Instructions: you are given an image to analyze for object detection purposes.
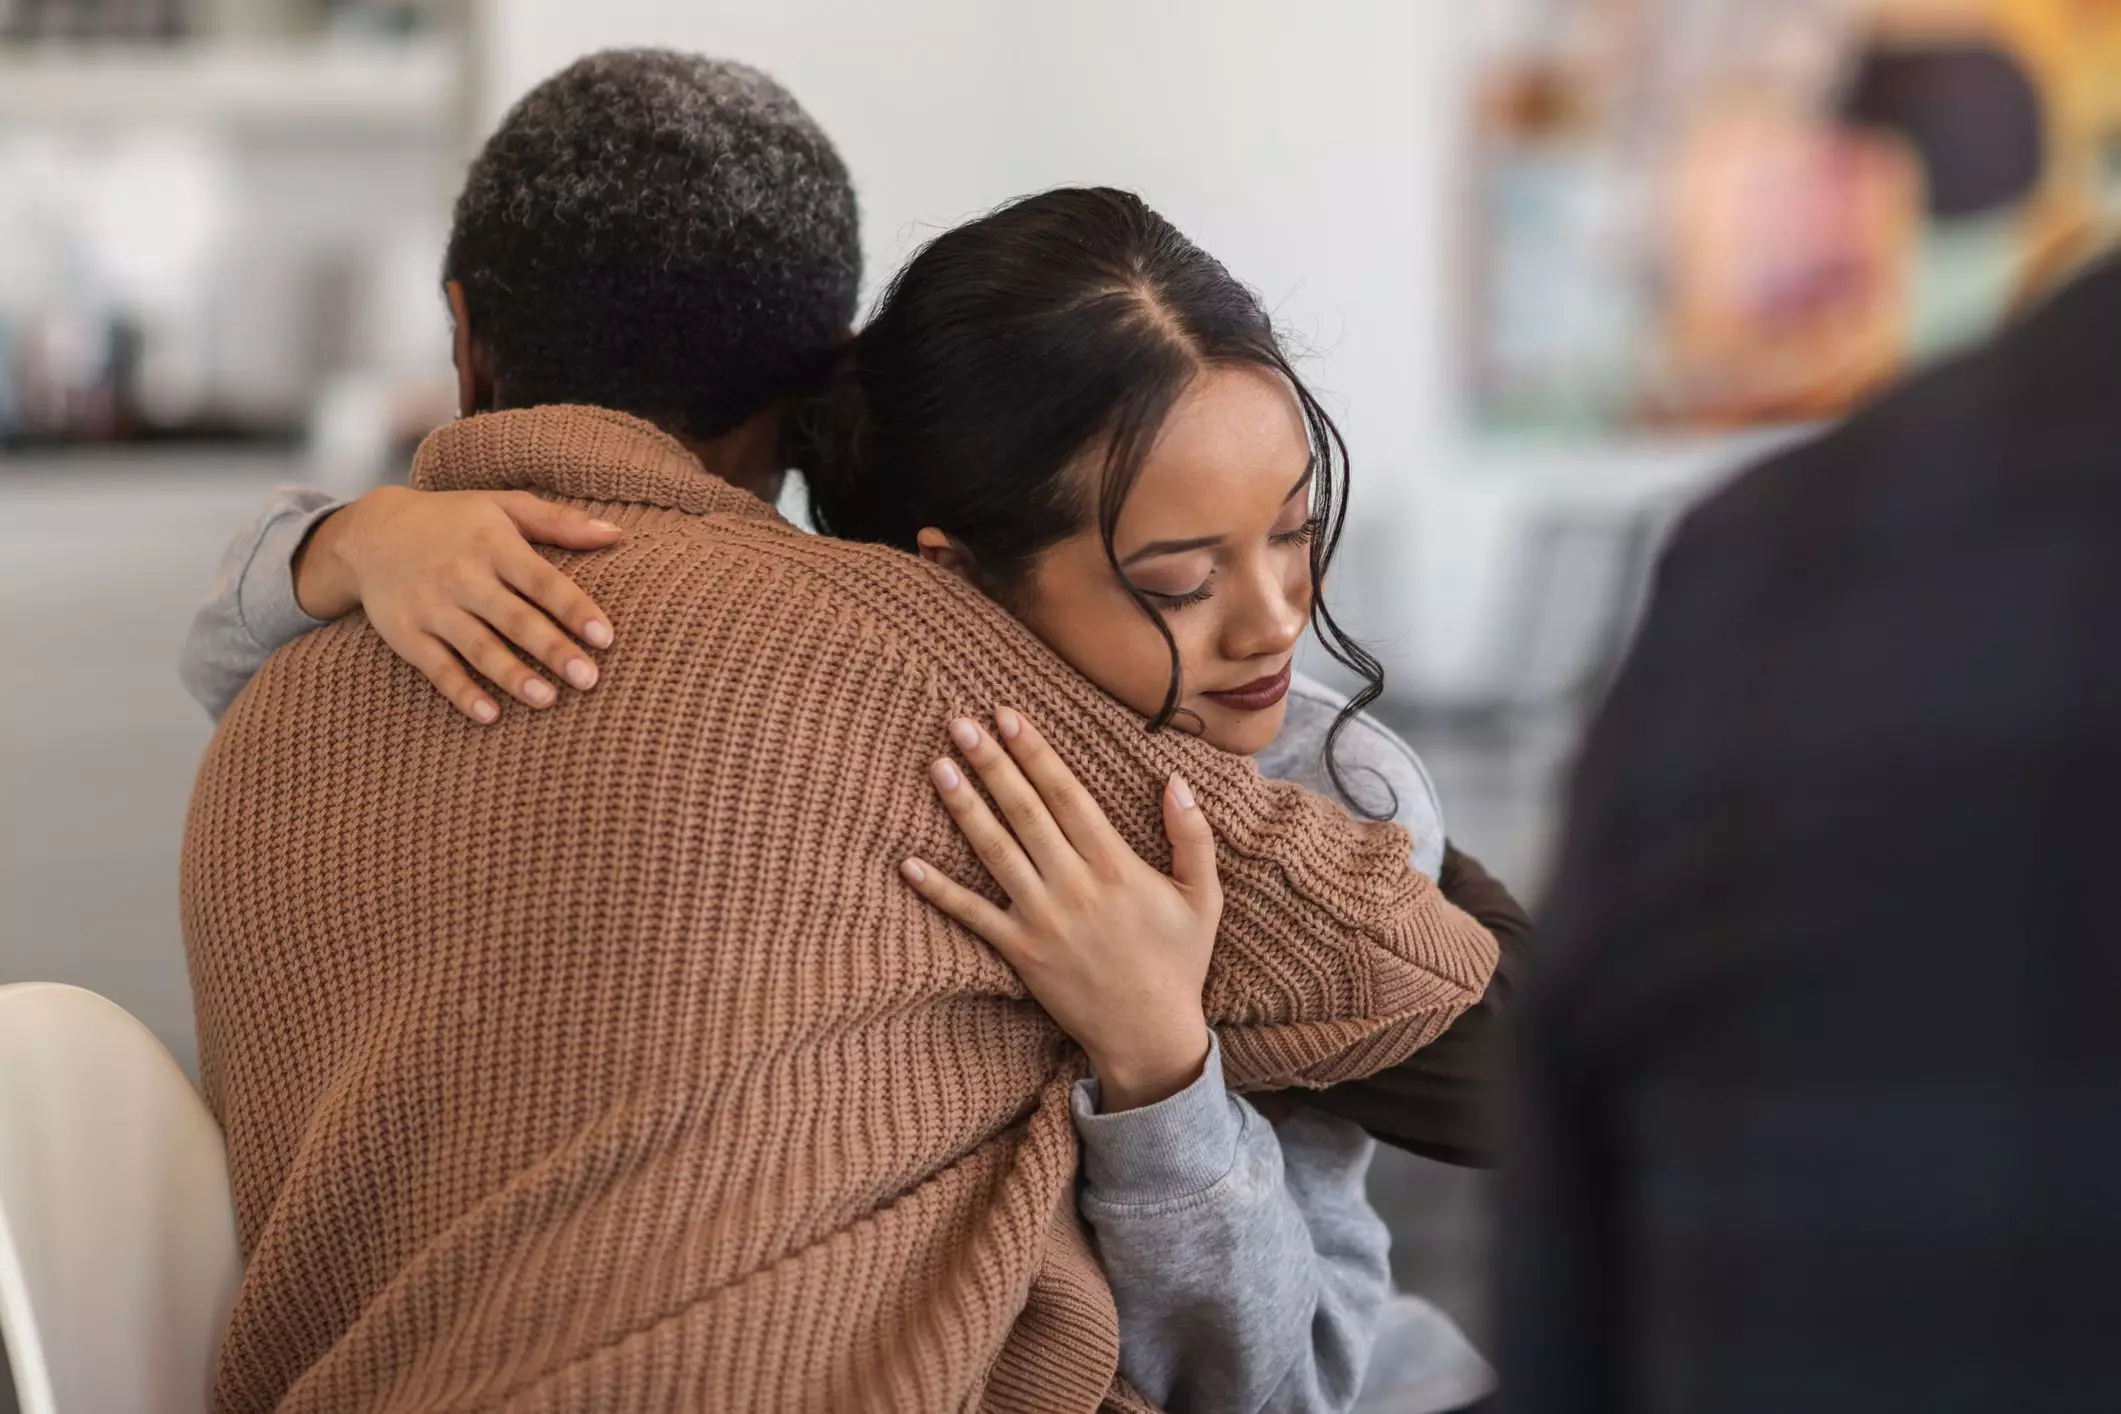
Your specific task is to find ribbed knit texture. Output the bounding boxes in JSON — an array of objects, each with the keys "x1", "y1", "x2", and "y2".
[{"x1": 180, "y1": 406, "x2": 1498, "y2": 1414}]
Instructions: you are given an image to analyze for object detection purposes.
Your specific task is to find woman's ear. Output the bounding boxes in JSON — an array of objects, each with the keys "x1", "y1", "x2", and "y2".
[
  {"x1": 445, "y1": 280, "x2": 495, "y2": 418},
  {"x1": 916, "y1": 528, "x2": 980, "y2": 586}
]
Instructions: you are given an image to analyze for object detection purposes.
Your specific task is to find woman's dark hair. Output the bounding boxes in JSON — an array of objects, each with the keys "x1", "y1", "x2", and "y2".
[{"x1": 795, "y1": 186, "x2": 1387, "y2": 813}]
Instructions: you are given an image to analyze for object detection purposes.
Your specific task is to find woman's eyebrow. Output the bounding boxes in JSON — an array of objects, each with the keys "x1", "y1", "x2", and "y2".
[
  {"x1": 1284, "y1": 462, "x2": 1317, "y2": 504},
  {"x1": 1121, "y1": 534, "x2": 1223, "y2": 567}
]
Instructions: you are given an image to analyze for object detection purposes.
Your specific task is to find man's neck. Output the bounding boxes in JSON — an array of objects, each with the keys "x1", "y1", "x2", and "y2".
[
  {"x1": 670, "y1": 408, "x2": 788, "y2": 505},
  {"x1": 486, "y1": 397, "x2": 787, "y2": 505}
]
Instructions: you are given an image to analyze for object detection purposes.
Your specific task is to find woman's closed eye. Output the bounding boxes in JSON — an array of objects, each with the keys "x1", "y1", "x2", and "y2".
[
  {"x1": 1132, "y1": 517, "x2": 1317, "y2": 610},
  {"x1": 1128, "y1": 551, "x2": 1217, "y2": 609},
  {"x1": 1138, "y1": 578, "x2": 1215, "y2": 610},
  {"x1": 1272, "y1": 515, "x2": 1321, "y2": 548}
]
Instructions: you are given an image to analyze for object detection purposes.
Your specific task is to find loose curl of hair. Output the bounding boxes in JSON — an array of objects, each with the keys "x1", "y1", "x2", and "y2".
[{"x1": 795, "y1": 186, "x2": 1388, "y2": 815}]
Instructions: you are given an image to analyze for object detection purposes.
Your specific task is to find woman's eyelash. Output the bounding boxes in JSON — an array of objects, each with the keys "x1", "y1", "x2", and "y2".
[
  {"x1": 1142, "y1": 582, "x2": 1216, "y2": 610},
  {"x1": 1273, "y1": 516, "x2": 1321, "y2": 546}
]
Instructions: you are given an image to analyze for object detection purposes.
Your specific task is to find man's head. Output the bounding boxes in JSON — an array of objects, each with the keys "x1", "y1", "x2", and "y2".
[{"x1": 442, "y1": 50, "x2": 860, "y2": 497}]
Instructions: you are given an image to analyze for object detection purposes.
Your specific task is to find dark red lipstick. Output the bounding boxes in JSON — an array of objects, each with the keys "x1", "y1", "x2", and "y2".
[{"x1": 1202, "y1": 661, "x2": 1292, "y2": 713}]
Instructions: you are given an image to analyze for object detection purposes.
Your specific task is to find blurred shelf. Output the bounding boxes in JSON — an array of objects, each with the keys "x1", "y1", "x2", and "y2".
[{"x1": 0, "y1": 38, "x2": 459, "y2": 131}]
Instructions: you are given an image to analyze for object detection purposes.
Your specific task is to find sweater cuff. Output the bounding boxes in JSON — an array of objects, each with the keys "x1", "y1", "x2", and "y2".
[
  {"x1": 236, "y1": 491, "x2": 341, "y2": 651},
  {"x1": 1071, "y1": 1032, "x2": 1245, "y2": 1204}
]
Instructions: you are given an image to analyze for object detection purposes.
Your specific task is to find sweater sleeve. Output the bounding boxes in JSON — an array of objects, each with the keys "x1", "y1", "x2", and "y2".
[
  {"x1": 876, "y1": 569, "x2": 1502, "y2": 1094},
  {"x1": 1072, "y1": 1034, "x2": 1389, "y2": 1414},
  {"x1": 179, "y1": 486, "x2": 342, "y2": 720},
  {"x1": 1307, "y1": 843, "x2": 1533, "y2": 1166}
]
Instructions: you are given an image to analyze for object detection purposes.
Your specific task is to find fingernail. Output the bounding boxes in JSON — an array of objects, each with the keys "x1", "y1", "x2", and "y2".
[
  {"x1": 471, "y1": 698, "x2": 498, "y2": 724},
  {"x1": 589, "y1": 520, "x2": 622, "y2": 534},
  {"x1": 949, "y1": 718, "x2": 981, "y2": 751},
  {"x1": 1170, "y1": 773, "x2": 1196, "y2": 810},
  {"x1": 564, "y1": 658, "x2": 598, "y2": 690},
  {"x1": 583, "y1": 619, "x2": 613, "y2": 648},
  {"x1": 901, "y1": 859, "x2": 927, "y2": 885},
  {"x1": 931, "y1": 758, "x2": 961, "y2": 791},
  {"x1": 523, "y1": 678, "x2": 557, "y2": 707},
  {"x1": 995, "y1": 707, "x2": 1022, "y2": 740}
]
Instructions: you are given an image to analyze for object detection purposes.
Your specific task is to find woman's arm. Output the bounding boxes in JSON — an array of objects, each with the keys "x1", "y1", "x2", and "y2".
[
  {"x1": 178, "y1": 484, "x2": 626, "y2": 723},
  {"x1": 903, "y1": 714, "x2": 1404, "y2": 1410},
  {"x1": 180, "y1": 486, "x2": 344, "y2": 720},
  {"x1": 1074, "y1": 1034, "x2": 1391, "y2": 1414},
  {"x1": 1308, "y1": 844, "x2": 1531, "y2": 1167},
  {"x1": 1253, "y1": 686, "x2": 1530, "y2": 1166}
]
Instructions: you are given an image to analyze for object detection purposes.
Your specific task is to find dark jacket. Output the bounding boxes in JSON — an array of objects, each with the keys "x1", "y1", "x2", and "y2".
[{"x1": 1500, "y1": 253, "x2": 2121, "y2": 1413}]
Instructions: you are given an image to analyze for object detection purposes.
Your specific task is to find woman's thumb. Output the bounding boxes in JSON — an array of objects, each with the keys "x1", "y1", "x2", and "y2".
[
  {"x1": 502, "y1": 493, "x2": 625, "y2": 550},
  {"x1": 1163, "y1": 774, "x2": 1219, "y2": 897}
]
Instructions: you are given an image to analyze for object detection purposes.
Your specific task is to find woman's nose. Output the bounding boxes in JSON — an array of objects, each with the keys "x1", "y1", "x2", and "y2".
[{"x1": 1224, "y1": 557, "x2": 1308, "y2": 660}]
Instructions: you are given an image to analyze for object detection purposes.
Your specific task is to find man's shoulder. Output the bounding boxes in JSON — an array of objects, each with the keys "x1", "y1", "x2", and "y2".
[{"x1": 581, "y1": 511, "x2": 1016, "y2": 677}]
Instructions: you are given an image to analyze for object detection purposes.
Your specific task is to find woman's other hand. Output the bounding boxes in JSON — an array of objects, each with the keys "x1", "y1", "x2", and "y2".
[
  {"x1": 292, "y1": 486, "x2": 624, "y2": 723},
  {"x1": 900, "y1": 706, "x2": 1220, "y2": 1111}
]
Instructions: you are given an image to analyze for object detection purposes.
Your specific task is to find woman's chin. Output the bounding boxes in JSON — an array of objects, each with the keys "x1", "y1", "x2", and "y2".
[{"x1": 1195, "y1": 698, "x2": 1289, "y2": 757}]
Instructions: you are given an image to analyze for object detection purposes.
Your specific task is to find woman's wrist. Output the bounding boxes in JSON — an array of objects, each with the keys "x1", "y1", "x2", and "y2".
[
  {"x1": 291, "y1": 501, "x2": 364, "y2": 620},
  {"x1": 1088, "y1": 1015, "x2": 1212, "y2": 1113}
]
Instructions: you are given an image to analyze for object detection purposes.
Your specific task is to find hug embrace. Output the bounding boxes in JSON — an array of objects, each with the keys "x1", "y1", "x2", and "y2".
[{"x1": 179, "y1": 51, "x2": 1522, "y2": 1414}]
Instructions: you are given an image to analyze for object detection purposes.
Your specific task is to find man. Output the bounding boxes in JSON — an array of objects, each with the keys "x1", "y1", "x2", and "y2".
[
  {"x1": 181, "y1": 50, "x2": 1505, "y2": 1412},
  {"x1": 1501, "y1": 251, "x2": 2121, "y2": 1412}
]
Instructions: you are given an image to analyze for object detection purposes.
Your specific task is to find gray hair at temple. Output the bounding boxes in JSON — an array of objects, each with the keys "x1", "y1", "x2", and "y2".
[{"x1": 442, "y1": 49, "x2": 862, "y2": 440}]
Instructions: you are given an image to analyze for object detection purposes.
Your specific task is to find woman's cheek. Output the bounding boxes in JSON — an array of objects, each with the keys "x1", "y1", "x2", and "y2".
[
  {"x1": 1283, "y1": 544, "x2": 1317, "y2": 614},
  {"x1": 1053, "y1": 608, "x2": 1187, "y2": 723},
  {"x1": 1114, "y1": 615, "x2": 1196, "y2": 719}
]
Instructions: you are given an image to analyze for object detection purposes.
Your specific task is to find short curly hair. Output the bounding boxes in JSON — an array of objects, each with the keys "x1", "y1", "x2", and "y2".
[{"x1": 444, "y1": 50, "x2": 861, "y2": 440}]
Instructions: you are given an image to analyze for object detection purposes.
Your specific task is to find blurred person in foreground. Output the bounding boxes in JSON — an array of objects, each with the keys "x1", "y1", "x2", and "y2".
[{"x1": 1501, "y1": 248, "x2": 2121, "y2": 1412}]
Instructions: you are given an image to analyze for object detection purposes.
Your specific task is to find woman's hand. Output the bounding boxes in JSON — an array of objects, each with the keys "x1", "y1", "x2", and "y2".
[
  {"x1": 293, "y1": 486, "x2": 623, "y2": 723},
  {"x1": 900, "y1": 706, "x2": 1221, "y2": 1111}
]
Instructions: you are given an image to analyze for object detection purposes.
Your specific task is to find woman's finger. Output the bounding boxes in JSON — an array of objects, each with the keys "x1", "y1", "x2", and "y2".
[
  {"x1": 899, "y1": 857, "x2": 1024, "y2": 956},
  {"x1": 498, "y1": 491, "x2": 626, "y2": 553},
  {"x1": 437, "y1": 609, "x2": 560, "y2": 709},
  {"x1": 470, "y1": 572, "x2": 600, "y2": 691},
  {"x1": 992, "y1": 707, "x2": 1129, "y2": 861},
  {"x1": 496, "y1": 541, "x2": 615, "y2": 651},
  {"x1": 394, "y1": 631, "x2": 501, "y2": 724},
  {"x1": 929, "y1": 755, "x2": 1045, "y2": 903},
  {"x1": 947, "y1": 717, "x2": 1078, "y2": 878},
  {"x1": 1162, "y1": 773, "x2": 1221, "y2": 910}
]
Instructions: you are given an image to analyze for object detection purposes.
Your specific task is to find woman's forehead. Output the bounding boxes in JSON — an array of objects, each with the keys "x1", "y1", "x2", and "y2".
[{"x1": 1130, "y1": 366, "x2": 1310, "y2": 520}]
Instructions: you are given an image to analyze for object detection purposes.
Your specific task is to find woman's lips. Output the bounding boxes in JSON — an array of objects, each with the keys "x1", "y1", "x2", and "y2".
[{"x1": 1202, "y1": 661, "x2": 1292, "y2": 713}]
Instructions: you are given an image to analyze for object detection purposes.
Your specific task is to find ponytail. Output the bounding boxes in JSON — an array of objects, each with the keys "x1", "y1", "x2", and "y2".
[{"x1": 789, "y1": 340, "x2": 906, "y2": 546}]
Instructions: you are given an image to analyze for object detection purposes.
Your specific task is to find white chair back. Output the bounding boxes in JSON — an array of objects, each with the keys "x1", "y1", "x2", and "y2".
[{"x1": 0, "y1": 983, "x2": 241, "y2": 1414}]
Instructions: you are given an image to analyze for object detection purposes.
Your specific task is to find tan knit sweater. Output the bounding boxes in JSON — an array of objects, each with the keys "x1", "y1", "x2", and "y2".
[{"x1": 180, "y1": 406, "x2": 1497, "y2": 1414}]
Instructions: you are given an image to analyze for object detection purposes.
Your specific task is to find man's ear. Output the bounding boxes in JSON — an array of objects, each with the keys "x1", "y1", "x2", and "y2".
[
  {"x1": 915, "y1": 528, "x2": 980, "y2": 586},
  {"x1": 445, "y1": 280, "x2": 495, "y2": 418}
]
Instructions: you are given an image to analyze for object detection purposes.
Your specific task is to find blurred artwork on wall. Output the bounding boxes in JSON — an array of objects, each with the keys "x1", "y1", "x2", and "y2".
[{"x1": 1468, "y1": 0, "x2": 2121, "y2": 433}]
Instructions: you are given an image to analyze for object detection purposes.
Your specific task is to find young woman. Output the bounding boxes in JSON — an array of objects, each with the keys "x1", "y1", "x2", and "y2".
[{"x1": 182, "y1": 188, "x2": 1501, "y2": 1414}]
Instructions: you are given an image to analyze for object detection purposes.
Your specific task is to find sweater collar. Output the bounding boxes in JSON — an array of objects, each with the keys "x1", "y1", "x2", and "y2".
[{"x1": 410, "y1": 405, "x2": 780, "y2": 522}]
